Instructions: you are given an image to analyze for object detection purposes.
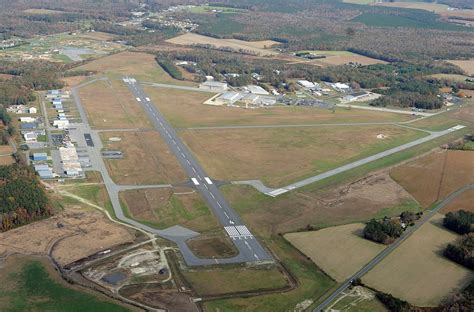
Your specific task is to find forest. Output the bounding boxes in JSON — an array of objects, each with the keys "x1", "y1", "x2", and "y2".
[{"x1": 0, "y1": 164, "x2": 52, "y2": 232}]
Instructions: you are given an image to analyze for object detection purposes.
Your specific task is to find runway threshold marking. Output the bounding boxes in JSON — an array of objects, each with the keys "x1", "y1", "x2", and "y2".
[
  {"x1": 191, "y1": 178, "x2": 200, "y2": 186},
  {"x1": 204, "y1": 177, "x2": 213, "y2": 184},
  {"x1": 136, "y1": 97, "x2": 141, "y2": 102}
]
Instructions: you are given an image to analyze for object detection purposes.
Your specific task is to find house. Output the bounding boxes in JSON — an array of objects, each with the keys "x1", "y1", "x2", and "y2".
[
  {"x1": 32, "y1": 152, "x2": 48, "y2": 161},
  {"x1": 37, "y1": 169, "x2": 54, "y2": 179},
  {"x1": 19, "y1": 117, "x2": 36, "y2": 123},
  {"x1": 217, "y1": 91, "x2": 242, "y2": 105},
  {"x1": 298, "y1": 80, "x2": 317, "y2": 89},
  {"x1": 53, "y1": 119, "x2": 69, "y2": 129},
  {"x1": 199, "y1": 80, "x2": 228, "y2": 92},
  {"x1": 52, "y1": 99, "x2": 62, "y2": 106},
  {"x1": 20, "y1": 122, "x2": 38, "y2": 130},
  {"x1": 246, "y1": 85, "x2": 269, "y2": 95},
  {"x1": 23, "y1": 132, "x2": 38, "y2": 142},
  {"x1": 331, "y1": 82, "x2": 351, "y2": 92},
  {"x1": 28, "y1": 107, "x2": 37, "y2": 114},
  {"x1": 242, "y1": 93, "x2": 260, "y2": 105}
]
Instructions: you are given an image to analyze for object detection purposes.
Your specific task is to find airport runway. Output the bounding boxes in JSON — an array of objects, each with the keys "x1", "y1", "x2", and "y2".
[{"x1": 123, "y1": 77, "x2": 273, "y2": 264}]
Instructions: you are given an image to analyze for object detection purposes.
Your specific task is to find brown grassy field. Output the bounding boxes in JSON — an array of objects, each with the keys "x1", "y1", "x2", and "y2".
[
  {"x1": 408, "y1": 106, "x2": 474, "y2": 131},
  {"x1": 100, "y1": 131, "x2": 186, "y2": 185},
  {"x1": 78, "y1": 79, "x2": 152, "y2": 129},
  {"x1": 166, "y1": 33, "x2": 279, "y2": 56},
  {"x1": 391, "y1": 150, "x2": 474, "y2": 208},
  {"x1": 285, "y1": 223, "x2": 385, "y2": 282},
  {"x1": 181, "y1": 266, "x2": 289, "y2": 296},
  {"x1": 181, "y1": 125, "x2": 425, "y2": 187},
  {"x1": 23, "y1": 8, "x2": 64, "y2": 14},
  {"x1": 0, "y1": 203, "x2": 135, "y2": 266},
  {"x1": 144, "y1": 87, "x2": 413, "y2": 128},
  {"x1": 223, "y1": 172, "x2": 418, "y2": 238},
  {"x1": 447, "y1": 59, "x2": 474, "y2": 76},
  {"x1": 75, "y1": 51, "x2": 196, "y2": 85},
  {"x1": 0, "y1": 155, "x2": 15, "y2": 165},
  {"x1": 187, "y1": 234, "x2": 238, "y2": 258},
  {"x1": 363, "y1": 213, "x2": 474, "y2": 307},
  {"x1": 120, "y1": 187, "x2": 221, "y2": 233},
  {"x1": 440, "y1": 188, "x2": 474, "y2": 214}
]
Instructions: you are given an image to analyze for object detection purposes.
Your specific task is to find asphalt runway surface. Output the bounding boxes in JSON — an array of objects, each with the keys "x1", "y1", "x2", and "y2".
[{"x1": 123, "y1": 77, "x2": 273, "y2": 264}]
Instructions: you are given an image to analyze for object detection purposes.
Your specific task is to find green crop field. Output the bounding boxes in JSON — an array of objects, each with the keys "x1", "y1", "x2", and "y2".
[
  {"x1": 0, "y1": 257, "x2": 130, "y2": 311},
  {"x1": 352, "y1": 12, "x2": 474, "y2": 31}
]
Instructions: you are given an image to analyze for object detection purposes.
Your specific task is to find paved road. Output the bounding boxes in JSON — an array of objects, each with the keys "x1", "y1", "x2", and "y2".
[
  {"x1": 141, "y1": 81, "x2": 216, "y2": 93},
  {"x1": 265, "y1": 124, "x2": 465, "y2": 197},
  {"x1": 336, "y1": 103, "x2": 436, "y2": 116},
  {"x1": 123, "y1": 77, "x2": 273, "y2": 264},
  {"x1": 314, "y1": 182, "x2": 474, "y2": 312}
]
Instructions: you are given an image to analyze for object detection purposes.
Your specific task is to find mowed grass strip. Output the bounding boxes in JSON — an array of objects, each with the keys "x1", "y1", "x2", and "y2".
[
  {"x1": 78, "y1": 79, "x2": 152, "y2": 129},
  {"x1": 182, "y1": 266, "x2": 289, "y2": 296},
  {"x1": 0, "y1": 256, "x2": 132, "y2": 311},
  {"x1": 180, "y1": 125, "x2": 426, "y2": 187},
  {"x1": 75, "y1": 51, "x2": 196, "y2": 85},
  {"x1": 391, "y1": 150, "x2": 474, "y2": 208},
  {"x1": 120, "y1": 187, "x2": 221, "y2": 233},
  {"x1": 101, "y1": 131, "x2": 186, "y2": 185},
  {"x1": 144, "y1": 86, "x2": 413, "y2": 128},
  {"x1": 285, "y1": 223, "x2": 385, "y2": 282},
  {"x1": 363, "y1": 214, "x2": 474, "y2": 307}
]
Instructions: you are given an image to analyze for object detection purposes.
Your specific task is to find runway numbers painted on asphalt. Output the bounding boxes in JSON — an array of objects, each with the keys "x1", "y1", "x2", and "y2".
[
  {"x1": 224, "y1": 226, "x2": 253, "y2": 239},
  {"x1": 204, "y1": 177, "x2": 213, "y2": 184},
  {"x1": 191, "y1": 178, "x2": 200, "y2": 186}
]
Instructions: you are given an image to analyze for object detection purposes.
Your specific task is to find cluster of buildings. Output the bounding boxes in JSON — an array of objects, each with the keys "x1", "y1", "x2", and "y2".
[
  {"x1": 203, "y1": 83, "x2": 277, "y2": 107},
  {"x1": 47, "y1": 90, "x2": 70, "y2": 129},
  {"x1": 59, "y1": 146, "x2": 83, "y2": 177}
]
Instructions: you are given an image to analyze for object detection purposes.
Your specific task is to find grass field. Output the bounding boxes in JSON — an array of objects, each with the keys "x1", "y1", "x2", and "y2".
[
  {"x1": 408, "y1": 106, "x2": 474, "y2": 131},
  {"x1": 363, "y1": 213, "x2": 474, "y2": 306},
  {"x1": 352, "y1": 12, "x2": 473, "y2": 32},
  {"x1": 1, "y1": 32, "x2": 125, "y2": 63},
  {"x1": 144, "y1": 86, "x2": 413, "y2": 128},
  {"x1": 182, "y1": 265, "x2": 288, "y2": 296},
  {"x1": 203, "y1": 236, "x2": 335, "y2": 312},
  {"x1": 180, "y1": 125, "x2": 425, "y2": 187},
  {"x1": 120, "y1": 187, "x2": 221, "y2": 233},
  {"x1": 374, "y1": 2, "x2": 474, "y2": 20},
  {"x1": 391, "y1": 150, "x2": 474, "y2": 208},
  {"x1": 78, "y1": 79, "x2": 152, "y2": 129},
  {"x1": 100, "y1": 131, "x2": 186, "y2": 185},
  {"x1": 298, "y1": 50, "x2": 386, "y2": 66},
  {"x1": 440, "y1": 188, "x2": 474, "y2": 214},
  {"x1": 447, "y1": 59, "x2": 474, "y2": 76},
  {"x1": 0, "y1": 255, "x2": 133, "y2": 311},
  {"x1": 75, "y1": 51, "x2": 196, "y2": 85},
  {"x1": 285, "y1": 223, "x2": 385, "y2": 282},
  {"x1": 166, "y1": 33, "x2": 279, "y2": 56},
  {"x1": 187, "y1": 5, "x2": 248, "y2": 15}
]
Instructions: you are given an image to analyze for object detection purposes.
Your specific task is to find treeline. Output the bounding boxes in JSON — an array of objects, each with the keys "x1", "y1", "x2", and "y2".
[
  {"x1": 442, "y1": 210, "x2": 473, "y2": 270},
  {"x1": 0, "y1": 164, "x2": 52, "y2": 232},
  {"x1": 363, "y1": 218, "x2": 403, "y2": 244},
  {"x1": 444, "y1": 210, "x2": 473, "y2": 234},
  {"x1": 0, "y1": 59, "x2": 64, "y2": 106},
  {"x1": 444, "y1": 234, "x2": 474, "y2": 269},
  {"x1": 155, "y1": 57, "x2": 183, "y2": 80},
  {"x1": 159, "y1": 48, "x2": 460, "y2": 109},
  {"x1": 347, "y1": 48, "x2": 401, "y2": 63}
]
